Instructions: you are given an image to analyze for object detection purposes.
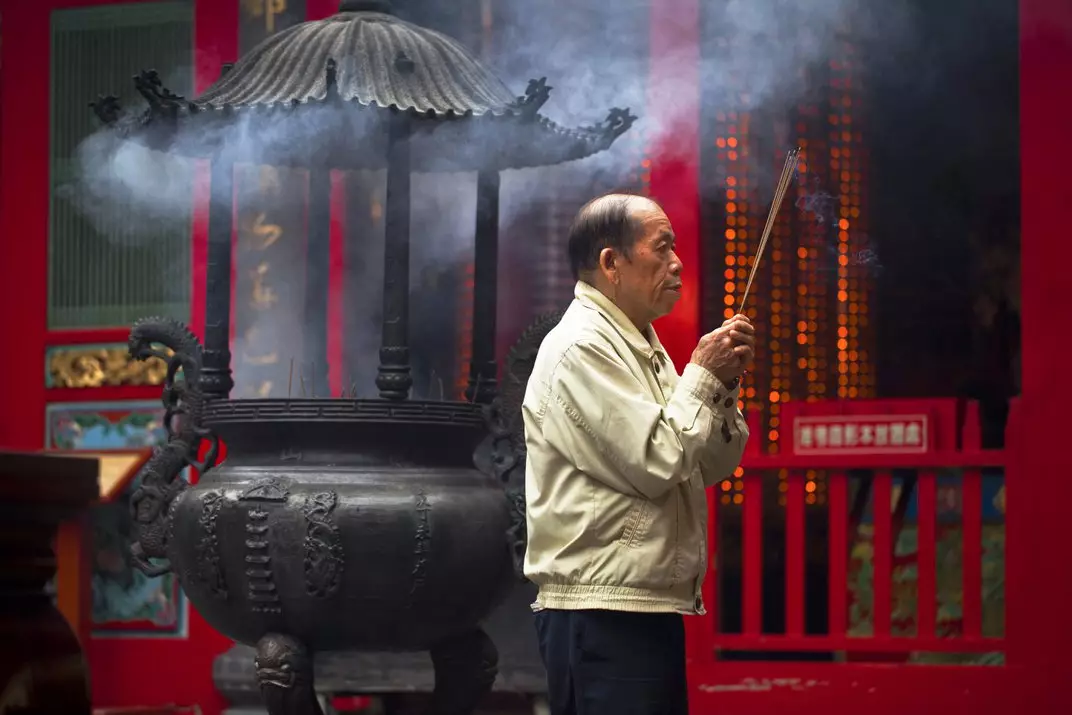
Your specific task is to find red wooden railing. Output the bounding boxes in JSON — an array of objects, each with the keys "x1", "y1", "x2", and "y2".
[{"x1": 695, "y1": 402, "x2": 1007, "y2": 661}]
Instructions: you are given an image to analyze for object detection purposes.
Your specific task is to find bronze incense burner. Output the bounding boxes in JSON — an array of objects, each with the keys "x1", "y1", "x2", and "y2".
[{"x1": 94, "y1": 2, "x2": 632, "y2": 713}]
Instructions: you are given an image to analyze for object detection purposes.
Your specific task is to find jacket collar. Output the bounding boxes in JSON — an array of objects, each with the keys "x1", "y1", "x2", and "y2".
[{"x1": 574, "y1": 280, "x2": 669, "y2": 361}]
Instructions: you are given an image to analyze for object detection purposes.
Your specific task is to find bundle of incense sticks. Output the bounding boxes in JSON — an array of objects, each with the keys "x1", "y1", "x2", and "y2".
[{"x1": 738, "y1": 147, "x2": 801, "y2": 312}]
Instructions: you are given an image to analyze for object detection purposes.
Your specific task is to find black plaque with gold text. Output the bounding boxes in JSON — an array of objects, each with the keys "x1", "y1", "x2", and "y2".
[
  {"x1": 233, "y1": 0, "x2": 311, "y2": 398},
  {"x1": 239, "y1": 0, "x2": 306, "y2": 53}
]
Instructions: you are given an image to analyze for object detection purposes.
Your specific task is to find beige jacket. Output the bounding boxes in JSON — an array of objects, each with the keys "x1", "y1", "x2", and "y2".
[{"x1": 522, "y1": 281, "x2": 749, "y2": 614}]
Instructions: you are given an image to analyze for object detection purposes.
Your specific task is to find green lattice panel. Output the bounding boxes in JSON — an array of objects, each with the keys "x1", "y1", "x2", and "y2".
[{"x1": 49, "y1": 2, "x2": 194, "y2": 329}]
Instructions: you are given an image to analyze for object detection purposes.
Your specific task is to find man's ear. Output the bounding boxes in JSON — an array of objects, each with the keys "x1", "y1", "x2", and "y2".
[{"x1": 598, "y1": 247, "x2": 617, "y2": 282}]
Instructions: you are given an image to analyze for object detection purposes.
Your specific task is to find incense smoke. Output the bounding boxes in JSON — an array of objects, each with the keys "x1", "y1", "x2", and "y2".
[
  {"x1": 63, "y1": 0, "x2": 909, "y2": 395},
  {"x1": 792, "y1": 172, "x2": 882, "y2": 274}
]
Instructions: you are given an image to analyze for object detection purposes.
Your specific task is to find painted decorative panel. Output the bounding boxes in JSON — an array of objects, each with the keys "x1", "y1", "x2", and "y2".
[
  {"x1": 45, "y1": 401, "x2": 187, "y2": 638},
  {"x1": 847, "y1": 524, "x2": 1005, "y2": 635},
  {"x1": 847, "y1": 515, "x2": 1005, "y2": 667},
  {"x1": 842, "y1": 472, "x2": 1005, "y2": 665},
  {"x1": 45, "y1": 401, "x2": 166, "y2": 450},
  {"x1": 91, "y1": 472, "x2": 188, "y2": 638}
]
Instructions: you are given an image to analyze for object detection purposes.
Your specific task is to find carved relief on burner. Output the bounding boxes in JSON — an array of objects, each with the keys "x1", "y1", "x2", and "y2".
[
  {"x1": 246, "y1": 508, "x2": 282, "y2": 615},
  {"x1": 240, "y1": 476, "x2": 292, "y2": 502},
  {"x1": 196, "y1": 490, "x2": 228, "y2": 598},
  {"x1": 301, "y1": 491, "x2": 344, "y2": 598},
  {"x1": 409, "y1": 489, "x2": 432, "y2": 602}
]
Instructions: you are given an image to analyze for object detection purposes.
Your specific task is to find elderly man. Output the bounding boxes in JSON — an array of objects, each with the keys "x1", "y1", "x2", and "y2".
[{"x1": 523, "y1": 194, "x2": 754, "y2": 714}]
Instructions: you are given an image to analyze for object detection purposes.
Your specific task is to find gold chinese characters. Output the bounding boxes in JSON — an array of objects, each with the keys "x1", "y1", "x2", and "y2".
[{"x1": 236, "y1": 166, "x2": 286, "y2": 398}]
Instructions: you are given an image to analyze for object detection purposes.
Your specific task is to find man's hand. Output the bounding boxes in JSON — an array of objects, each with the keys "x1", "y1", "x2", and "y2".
[{"x1": 690, "y1": 314, "x2": 755, "y2": 385}]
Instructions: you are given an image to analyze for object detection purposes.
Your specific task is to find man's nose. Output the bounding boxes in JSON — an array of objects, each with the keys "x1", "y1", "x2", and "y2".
[{"x1": 669, "y1": 251, "x2": 683, "y2": 274}]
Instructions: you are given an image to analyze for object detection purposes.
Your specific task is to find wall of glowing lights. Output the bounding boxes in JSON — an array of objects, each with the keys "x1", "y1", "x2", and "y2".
[{"x1": 700, "y1": 21, "x2": 876, "y2": 507}]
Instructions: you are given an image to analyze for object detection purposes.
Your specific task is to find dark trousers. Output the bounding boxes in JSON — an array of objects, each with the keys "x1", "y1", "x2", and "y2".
[{"x1": 534, "y1": 609, "x2": 688, "y2": 715}]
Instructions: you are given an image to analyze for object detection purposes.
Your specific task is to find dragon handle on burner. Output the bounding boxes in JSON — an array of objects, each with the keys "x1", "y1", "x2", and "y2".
[
  {"x1": 475, "y1": 309, "x2": 566, "y2": 577},
  {"x1": 126, "y1": 317, "x2": 219, "y2": 577}
]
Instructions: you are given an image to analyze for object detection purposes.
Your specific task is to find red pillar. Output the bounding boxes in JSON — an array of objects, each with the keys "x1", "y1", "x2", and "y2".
[
  {"x1": 308, "y1": 0, "x2": 347, "y2": 397},
  {"x1": 648, "y1": 0, "x2": 712, "y2": 673},
  {"x1": 1014, "y1": 0, "x2": 1072, "y2": 707},
  {"x1": 0, "y1": 0, "x2": 51, "y2": 449},
  {"x1": 648, "y1": 0, "x2": 702, "y2": 371},
  {"x1": 307, "y1": 0, "x2": 339, "y2": 21}
]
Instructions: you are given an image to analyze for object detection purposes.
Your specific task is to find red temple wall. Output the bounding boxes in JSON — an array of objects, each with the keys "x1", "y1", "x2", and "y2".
[
  {"x1": 0, "y1": 0, "x2": 1069, "y2": 711},
  {"x1": 1014, "y1": 0, "x2": 1072, "y2": 698},
  {"x1": 0, "y1": 1, "x2": 236, "y2": 711},
  {"x1": 648, "y1": 0, "x2": 701, "y2": 370}
]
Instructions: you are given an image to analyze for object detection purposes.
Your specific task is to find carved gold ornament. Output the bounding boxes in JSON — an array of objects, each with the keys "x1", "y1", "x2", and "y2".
[{"x1": 48, "y1": 345, "x2": 169, "y2": 388}]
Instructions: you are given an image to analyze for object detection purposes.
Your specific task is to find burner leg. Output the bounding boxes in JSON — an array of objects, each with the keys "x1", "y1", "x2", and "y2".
[
  {"x1": 254, "y1": 633, "x2": 323, "y2": 715},
  {"x1": 426, "y1": 627, "x2": 499, "y2": 715}
]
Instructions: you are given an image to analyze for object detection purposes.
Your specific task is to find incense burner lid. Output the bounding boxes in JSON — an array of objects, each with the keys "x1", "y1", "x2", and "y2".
[
  {"x1": 196, "y1": 4, "x2": 516, "y2": 117},
  {"x1": 90, "y1": 1, "x2": 636, "y2": 170}
]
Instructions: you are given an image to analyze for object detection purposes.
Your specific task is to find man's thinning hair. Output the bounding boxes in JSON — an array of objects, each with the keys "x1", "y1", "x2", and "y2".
[{"x1": 567, "y1": 193, "x2": 653, "y2": 281}]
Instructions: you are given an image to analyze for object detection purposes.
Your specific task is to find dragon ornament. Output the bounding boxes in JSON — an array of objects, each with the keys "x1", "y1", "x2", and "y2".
[
  {"x1": 474, "y1": 309, "x2": 565, "y2": 578},
  {"x1": 126, "y1": 317, "x2": 220, "y2": 577}
]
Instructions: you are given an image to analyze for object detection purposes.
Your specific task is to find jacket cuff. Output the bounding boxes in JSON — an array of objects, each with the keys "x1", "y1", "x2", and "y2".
[
  {"x1": 711, "y1": 377, "x2": 741, "y2": 419},
  {"x1": 680, "y1": 363, "x2": 741, "y2": 410}
]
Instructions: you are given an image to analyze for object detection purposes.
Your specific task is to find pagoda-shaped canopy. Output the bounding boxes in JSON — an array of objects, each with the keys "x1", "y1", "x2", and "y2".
[
  {"x1": 93, "y1": 0, "x2": 638, "y2": 406},
  {"x1": 93, "y1": 0, "x2": 636, "y2": 171}
]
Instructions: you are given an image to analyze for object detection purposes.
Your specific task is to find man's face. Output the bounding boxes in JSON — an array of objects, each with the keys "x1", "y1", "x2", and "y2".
[{"x1": 612, "y1": 201, "x2": 683, "y2": 325}]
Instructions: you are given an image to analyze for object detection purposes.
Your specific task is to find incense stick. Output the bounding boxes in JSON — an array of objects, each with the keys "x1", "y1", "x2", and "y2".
[{"x1": 738, "y1": 147, "x2": 801, "y2": 312}]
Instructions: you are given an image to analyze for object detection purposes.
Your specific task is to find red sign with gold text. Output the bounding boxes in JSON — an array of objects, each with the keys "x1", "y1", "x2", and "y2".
[{"x1": 792, "y1": 414, "x2": 930, "y2": 455}]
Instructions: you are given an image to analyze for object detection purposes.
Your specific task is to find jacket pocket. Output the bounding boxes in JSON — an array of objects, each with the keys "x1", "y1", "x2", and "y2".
[{"x1": 617, "y1": 498, "x2": 654, "y2": 549}]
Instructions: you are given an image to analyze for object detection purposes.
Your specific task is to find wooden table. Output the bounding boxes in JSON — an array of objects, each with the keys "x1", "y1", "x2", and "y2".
[{"x1": 0, "y1": 452, "x2": 99, "y2": 714}]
